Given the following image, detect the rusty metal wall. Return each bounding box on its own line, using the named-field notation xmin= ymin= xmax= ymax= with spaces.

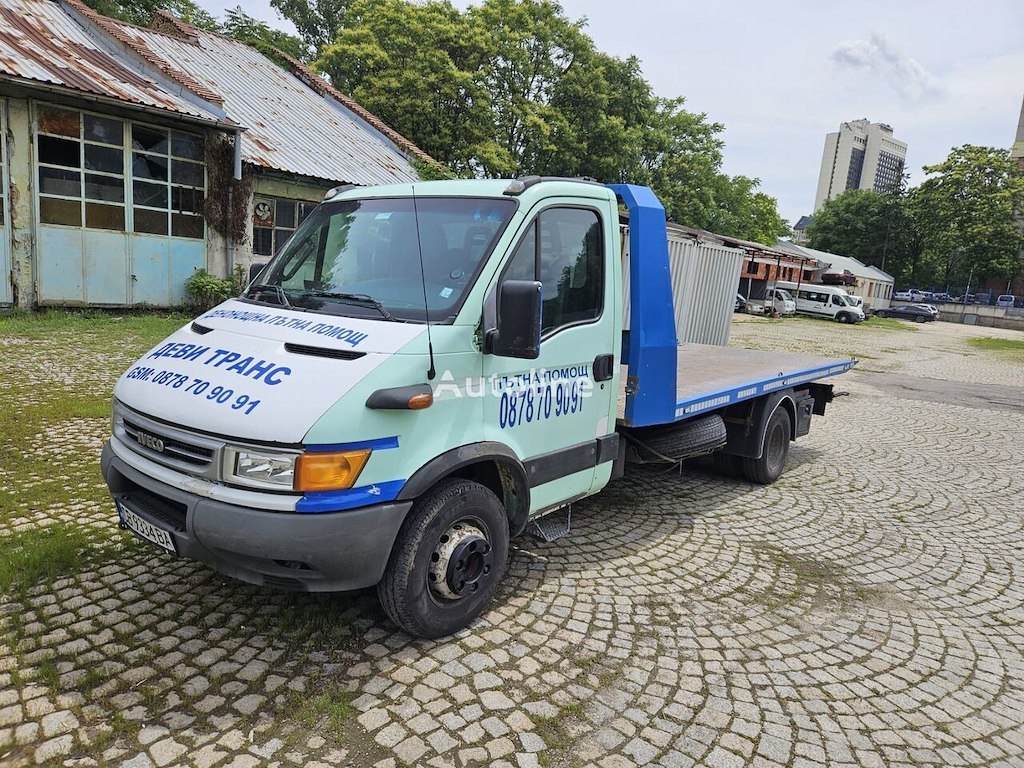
xmin=621 ymin=225 xmax=744 ymax=346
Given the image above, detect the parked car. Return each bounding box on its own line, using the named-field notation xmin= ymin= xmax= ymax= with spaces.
xmin=931 ymin=292 xmax=953 ymax=302
xmin=773 ymin=281 xmax=865 ymax=323
xmin=874 ymin=305 xmax=937 ymax=322
xmin=912 ymin=304 xmax=939 ymax=316
xmin=996 ymin=294 xmax=1017 ymax=308
xmin=894 ymin=289 xmax=927 ymax=301
xmin=765 ymin=287 xmax=796 ymax=316
xmin=735 ymin=293 xmax=747 ymax=312
xmin=952 ymin=294 xmax=976 ymax=304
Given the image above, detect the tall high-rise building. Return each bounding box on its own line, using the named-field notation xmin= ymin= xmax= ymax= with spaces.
xmin=813 ymin=119 xmax=907 ymax=211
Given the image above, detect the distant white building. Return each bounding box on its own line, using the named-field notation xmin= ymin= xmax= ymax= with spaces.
xmin=775 ymin=241 xmax=895 ymax=310
xmin=814 ymin=119 xmax=907 ymax=212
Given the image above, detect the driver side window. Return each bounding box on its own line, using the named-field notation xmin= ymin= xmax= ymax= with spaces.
xmin=502 ymin=207 xmax=603 ymax=335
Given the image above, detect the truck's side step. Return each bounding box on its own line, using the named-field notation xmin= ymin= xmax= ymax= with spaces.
xmin=529 ymin=505 xmax=572 ymax=542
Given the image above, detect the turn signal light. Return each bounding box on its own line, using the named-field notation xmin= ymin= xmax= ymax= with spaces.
xmin=408 ymin=392 xmax=433 ymax=410
xmin=294 ymin=449 xmax=370 ymax=492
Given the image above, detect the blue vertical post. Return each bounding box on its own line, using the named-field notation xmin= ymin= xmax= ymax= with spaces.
xmin=606 ymin=184 xmax=678 ymax=427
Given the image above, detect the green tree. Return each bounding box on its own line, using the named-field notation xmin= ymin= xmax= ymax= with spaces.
xmin=222 ymin=7 xmax=309 ymax=61
xmin=284 ymin=0 xmax=784 ymax=236
xmin=913 ymin=145 xmax=1024 ymax=289
xmin=747 ymin=192 xmax=791 ymax=246
xmin=807 ymin=189 xmax=889 ymax=261
xmin=270 ymin=0 xmax=353 ymax=53
xmin=316 ymin=0 xmax=492 ymax=176
xmin=82 ymin=0 xmax=218 ymax=28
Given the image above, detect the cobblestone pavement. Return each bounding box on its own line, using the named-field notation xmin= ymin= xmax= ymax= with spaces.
xmin=2 ymin=316 xmax=1023 ymax=767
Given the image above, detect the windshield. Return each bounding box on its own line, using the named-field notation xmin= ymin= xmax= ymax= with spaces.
xmin=833 ymin=294 xmax=853 ymax=306
xmin=252 ymin=196 xmax=517 ymax=322
xmin=775 ymin=289 xmax=793 ymax=301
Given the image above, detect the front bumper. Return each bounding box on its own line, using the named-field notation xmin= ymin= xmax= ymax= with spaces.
xmin=101 ymin=442 xmax=412 ymax=591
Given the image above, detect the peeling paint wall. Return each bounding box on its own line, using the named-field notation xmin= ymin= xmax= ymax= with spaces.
xmin=7 ymin=97 xmax=35 ymax=308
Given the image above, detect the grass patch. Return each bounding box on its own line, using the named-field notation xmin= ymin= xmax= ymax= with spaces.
xmin=0 ymin=309 xmax=189 ymax=348
xmin=0 ymin=524 xmax=120 ymax=596
xmin=36 ymin=656 xmax=60 ymax=691
xmin=968 ymin=337 xmax=1024 ymax=360
xmin=295 ymin=684 xmax=357 ymax=733
xmin=863 ymin=316 xmax=916 ymax=331
xmin=533 ymin=700 xmax=585 ymax=759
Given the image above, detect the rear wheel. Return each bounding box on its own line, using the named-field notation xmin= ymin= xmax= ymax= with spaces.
xmin=741 ymin=407 xmax=791 ymax=484
xmin=378 ymin=479 xmax=508 ymax=638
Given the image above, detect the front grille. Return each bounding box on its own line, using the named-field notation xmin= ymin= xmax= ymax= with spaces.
xmin=122 ymin=418 xmax=214 ymax=467
xmin=124 ymin=487 xmax=187 ymax=532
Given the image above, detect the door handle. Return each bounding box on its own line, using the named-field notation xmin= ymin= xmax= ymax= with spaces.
xmin=593 ymin=353 xmax=614 ymax=382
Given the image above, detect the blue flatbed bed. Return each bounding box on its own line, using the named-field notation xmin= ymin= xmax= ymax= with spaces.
xmin=618 ymin=343 xmax=856 ymax=423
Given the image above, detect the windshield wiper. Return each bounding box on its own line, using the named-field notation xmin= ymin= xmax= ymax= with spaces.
xmin=245 ymin=283 xmax=293 ymax=309
xmin=304 ymin=291 xmax=403 ymax=322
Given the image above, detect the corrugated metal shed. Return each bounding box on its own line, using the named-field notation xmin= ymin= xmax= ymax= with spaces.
xmin=621 ymin=224 xmax=744 ymax=347
xmin=0 ymin=0 xmax=226 ymax=124
xmin=108 ymin=17 xmax=421 ymax=185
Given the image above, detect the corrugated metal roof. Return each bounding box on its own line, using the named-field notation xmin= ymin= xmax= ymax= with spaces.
xmin=108 ymin=18 xmax=420 ymax=185
xmin=0 ymin=0 xmax=225 ymax=124
xmin=775 ymin=241 xmax=894 ymax=283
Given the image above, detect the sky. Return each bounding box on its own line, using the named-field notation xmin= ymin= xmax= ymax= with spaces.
xmin=200 ymin=0 xmax=1024 ymax=224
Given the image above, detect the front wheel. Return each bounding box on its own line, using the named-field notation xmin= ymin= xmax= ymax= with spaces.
xmin=378 ymin=479 xmax=509 ymax=638
xmin=836 ymin=312 xmax=849 ymax=323
xmin=914 ymin=314 xmax=926 ymax=323
xmin=741 ymin=406 xmax=791 ymax=484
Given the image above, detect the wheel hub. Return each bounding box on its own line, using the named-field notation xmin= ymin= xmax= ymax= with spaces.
xmin=429 ymin=523 xmax=492 ymax=600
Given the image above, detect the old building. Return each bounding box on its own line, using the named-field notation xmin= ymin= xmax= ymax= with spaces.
xmin=0 ymin=0 xmax=434 ymax=308
xmin=776 ymin=241 xmax=894 ymax=310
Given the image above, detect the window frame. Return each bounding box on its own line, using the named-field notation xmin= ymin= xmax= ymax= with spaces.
xmin=33 ymin=102 xmax=206 ymax=239
xmin=496 ymin=204 xmax=606 ymax=340
xmin=252 ymin=195 xmax=318 ymax=258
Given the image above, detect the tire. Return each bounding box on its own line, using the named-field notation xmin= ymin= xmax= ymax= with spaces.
xmin=836 ymin=312 xmax=849 ymax=324
xmin=741 ymin=406 xmax=791 ymax=484
xmin=627 ymin=414 xmax=727 ymax=462
xmin=914 ymin=314 xmax=926 ymax=323
xmin=874 ymin=310 xmax=887 ymax=318
xmin=378 ymin=479 xmax=509 ymax=639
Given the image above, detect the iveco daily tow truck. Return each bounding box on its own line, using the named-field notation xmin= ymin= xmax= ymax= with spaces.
xmin=102 ymin=178 xmax=855 ymax=638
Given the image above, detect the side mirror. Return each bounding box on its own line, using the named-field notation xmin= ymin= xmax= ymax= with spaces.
xmin=488 ymin=280 xmax=542 ymax=359
xmin=249 ymin=263 xmax=267 ymax=285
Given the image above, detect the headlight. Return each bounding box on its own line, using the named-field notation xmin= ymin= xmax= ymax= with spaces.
xmin=233 ymin=450 xmax=297 ymax=488
xmin=228 ymin=447 xmax=371 ymax=492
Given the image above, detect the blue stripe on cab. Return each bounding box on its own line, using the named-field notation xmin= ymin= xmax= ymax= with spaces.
xmin=295 ymin=478 xmax=406 ymax=513
xmin=305 ymin=436 xmax=400 ymax=452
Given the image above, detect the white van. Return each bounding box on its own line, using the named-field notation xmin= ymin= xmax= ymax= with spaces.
xmin=775 ymin=281 xmax=864 ymax=323
xmin=764 ymin=287 xmax=796 ymax=316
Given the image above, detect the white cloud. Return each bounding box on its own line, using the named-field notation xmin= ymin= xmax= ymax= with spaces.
xmin=831 ymin=34 xmax=944 ymax=101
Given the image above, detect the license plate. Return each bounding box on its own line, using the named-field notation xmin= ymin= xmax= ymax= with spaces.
xmin=117 ymin=500 xmax=176 ymax=554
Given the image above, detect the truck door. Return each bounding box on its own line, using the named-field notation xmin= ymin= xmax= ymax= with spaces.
xmin=482 ymin=203 xmax=617 ymax=516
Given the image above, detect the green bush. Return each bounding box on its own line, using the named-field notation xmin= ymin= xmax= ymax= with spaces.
xmin=184 ymin=266 xmax=245 ymax=311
